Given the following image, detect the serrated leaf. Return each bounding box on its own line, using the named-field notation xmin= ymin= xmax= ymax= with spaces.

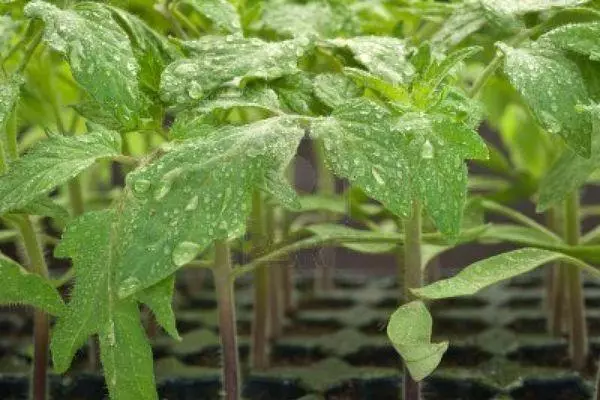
xmin=387 ymin=301 xmax=448 ymax=381
xmin=539 ymin=22 xmax=600 ymax=61
xmin=51 ymin=210 xmax=160 ymax=400
xmin=500 ymin=43 xmax=592 ymax=157
xmin=15 ymin=196 xmax=70 ymax=223
xmin=261 ymin=171 xmax=301 ymax=211
xmin=327 ymin=36 xmax=416 ymax=85
xmin=313 ymin=73 xmax=361 ymax=109
xmin=481 ymin=0 xmax=589 ymax=15
xmin=107 ymin=5 xmax=179 ymax=92
xmin=115 ymin=116 xmax=304 ymax=296
xmin=135 ymin=276 xmax=180 ymax=340
xmin=413 ymin=248 xmax=598 ymax=300
xmin=0 ymin=253 xmax=65 ymax=315
xmin=431 ymin=0 xmax=486 ymax=47
xmin=343 ymin=67 xmax=409 ymax=102
xmin=180 ymin=0 xmax=241 ymax=34
xmin=272 ymin=73 xmax=316 ymax=114
xmin=311 ymin=99 xmax=487 ymax=236
xmin=25 ymin=1 xmax=144 ymax=128
xmin=169 ymin=85 xmax=282 ymax=140
xmin=260 ymin=0 xmax=354 ymax=38
xmin=161 ymin=36 xmax=307 ymax=105
xmin=0 ymin=128 xmax=121 ymax=216
xmin=538 ymin=105 xmax=600 ymax=210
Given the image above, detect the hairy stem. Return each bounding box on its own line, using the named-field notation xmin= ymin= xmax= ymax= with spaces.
xmin=251 ymin=191 xmax=270 ymax=369
xmin=214 ymin=240 xmax=241 ymax=400
xmin=15 ymin=217 xmax=50 ymax=400
xmin=314 ymin=140 xmax=336 ymax=292
xmin=565 ymin=191 xmax=588 ymax=369
xmin=402 ymin=201 xmax=423 ymax=400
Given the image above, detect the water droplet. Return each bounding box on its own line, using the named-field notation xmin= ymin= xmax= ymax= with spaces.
xmin=371 ymin=167 xmax=385 ymax=185
xmin=185 ymin=195 xmax=199 ymax=211
xmin=133 ymin=179 xmax=151 ymax=194
xmin=154 ymin=180 xmax=172 ymax=200
xmin=172 ymin=241 xmax=202 ymax=266
xmin=421 ymin=140 xmax=434 ymax=159
xmin=118 ymin=277 xmax=141 ymax=298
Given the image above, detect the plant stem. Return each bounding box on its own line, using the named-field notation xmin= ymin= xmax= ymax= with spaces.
xmin=15 ymin=217 xmax=50 ymax=400
xmin=213 ymin=240 xmax=241 ymax=400
xmin=266 ymin=206 xmax=283 ymax=339
xmin=546 ymin=206 xmax=567 ymax=336
xmin=564 ymin=191 xmax=588 ymax=369
xmin=16 ymin=30 xmax=42 ymax=74
xmin=314 ymin=140 xmax=336 ymax=292
xmin=402 ymin=200 xmax=423 ymax=400
xmin=250 ymin=191 xmax=270 ymax=370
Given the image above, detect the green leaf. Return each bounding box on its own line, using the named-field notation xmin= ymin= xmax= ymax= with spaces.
xmin=135 ymin=276 xmax=180 ymax=340
xmin=343 ymin=67 xmax=409 ymax=102
xmin=51 ymin=210 xmax=161 ymax=400
xmin=161 ymin=36 xmax=307 ymax=105
xmin=313 ymin=73 xmax=361 ymax=109
xmin=169 ymin=85 xmax=282 ymax=140
xmin=15 ymin=196 xmax=70 ymax=223
xmin=272 ymin=73 xmax=316 ymax=115
xmin=0 ymin=253 xmax=65 ymax=315
xmin=0 ymin=128 xmax=121 ymax=216
xmin=538 ymin=105 xmax=600 ymax=210
xmin=311 ymin=99 xmax=488 ymax=236
xmin=413 ymin=248 xmax=598 ymax=300
xmin=499 ymin=103 xmax=551 ymax=178
xmin=431 ymin=1 xmax=486 ymax=47
xmin=180 ymin=0 xmax=241 ymax=34
xmin=500 ymin=43 xmax=592 ymax=157
xmin=297 ymin=195 xmax=347 ymax=214
xmin=481 ymin=0 xmax=590 ymax=15
xmin=305 ymin=224 xmax=398 ymax=254
xmin=261 ymin=171 xmax=301 ymax=211
xmin=387 ymin=301 xmax=448 ymax=381
xmin=108 ymin=5 xmax=179 ymax=92
xmin=327 ymin=36 xmax=415 ymax=85
xmin=0 ymin=76 xmax=21 ymax=131
xmin=540 ymin=22 xmax=600 ymax=61
xmin=259 ymin=0 xmax=355 ymax=38
xmin=481 ymin=224 xmax=563 ymax=248
xmin=115 ymin=116 xmax=304 ymax=296
xmin=25 ymin=1 xmax=145 ymax=128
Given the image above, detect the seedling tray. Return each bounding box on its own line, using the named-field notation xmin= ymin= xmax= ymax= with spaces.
xmin=0 ymin=269 xmax=598 ymax=399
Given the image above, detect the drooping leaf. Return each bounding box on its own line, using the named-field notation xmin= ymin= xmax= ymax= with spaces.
xmin=115 ymin=116 xmax=304 ymax=297
xmin=387 ymin=301 xmax=448 ymax=381
xmin=261 ymin=171 xmax=301 ymax=211
xmin=343 ymin=67 xmax=409 ymax=102
xmin=0 ymin=253 xmax=65 ymax=315
xmin=500 ymin=43 xmax=592 ymax=157
xmin=24 ymin=1 xmax=145 ymax=128
xmin=413 ymin=248 xmax=598 ymax=300
xmin=0 ymin=128 xmax=121 ymax=216
xmin=271 ymin=73 xmax=316 ymax=114
xmin=313 ymin=73 xmax=361 ymax=109
xmin=51 ymin=210 xmax=169 ymax=400
xmin=161 ymin=36 xmax=308 ymax=105
xmin=480 ymin=224 xmax=563 ymax=248
xmin=297 ymin=195 xmax=347 ymax=214
xmin=180 ymin=0 xmax=241 ymax=34
xmin=326 ymin=36 xmax=416 ymax=85
xmin=311 ymin=99 xmax=488 ymax=236
xmin=539 ymin=22 xmax=600 ymax=61
xmin=537 ymin=105 xmax=600 ymax=210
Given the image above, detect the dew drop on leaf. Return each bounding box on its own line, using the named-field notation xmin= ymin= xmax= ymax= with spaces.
xmin=133 ymin=179 xmax=151 ymax=194
xmin=172 ymin=241 xmax=202 ymax=266
xmin=118 ymin=277 xmax=141 ymax=298
xmin=185 ymin=195 xmax=199 ymax=211
xmin=371 ymin=166 xmax=385 ymax=185
xmin=421 ymin=139 xmax=434 ymax=159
